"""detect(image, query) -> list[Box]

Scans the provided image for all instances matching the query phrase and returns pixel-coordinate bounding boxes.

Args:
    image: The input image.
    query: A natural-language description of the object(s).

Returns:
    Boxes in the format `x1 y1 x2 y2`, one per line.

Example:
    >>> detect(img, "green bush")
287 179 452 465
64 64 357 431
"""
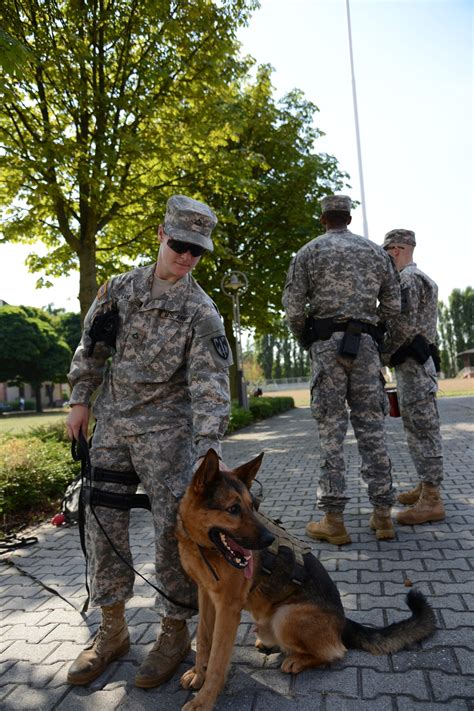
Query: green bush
0 436 79 518
28 419 69 442
227 396 294 433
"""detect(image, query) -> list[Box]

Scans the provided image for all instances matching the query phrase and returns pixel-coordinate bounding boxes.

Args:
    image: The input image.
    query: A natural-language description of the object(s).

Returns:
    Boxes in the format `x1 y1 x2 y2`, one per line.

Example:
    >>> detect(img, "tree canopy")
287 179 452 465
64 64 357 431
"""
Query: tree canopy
0 306 72 410
438 286 474 376
1 1 346 332
1 0 259 318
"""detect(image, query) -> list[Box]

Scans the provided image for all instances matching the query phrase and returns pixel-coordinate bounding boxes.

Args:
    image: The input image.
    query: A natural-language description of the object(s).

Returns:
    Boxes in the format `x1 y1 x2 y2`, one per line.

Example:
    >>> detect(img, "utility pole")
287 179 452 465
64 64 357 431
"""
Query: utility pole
346 0 369 238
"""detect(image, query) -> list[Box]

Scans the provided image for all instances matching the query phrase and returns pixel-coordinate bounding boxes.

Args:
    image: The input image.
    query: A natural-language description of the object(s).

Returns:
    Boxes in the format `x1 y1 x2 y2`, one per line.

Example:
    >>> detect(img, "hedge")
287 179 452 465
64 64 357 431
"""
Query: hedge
1 395 294 528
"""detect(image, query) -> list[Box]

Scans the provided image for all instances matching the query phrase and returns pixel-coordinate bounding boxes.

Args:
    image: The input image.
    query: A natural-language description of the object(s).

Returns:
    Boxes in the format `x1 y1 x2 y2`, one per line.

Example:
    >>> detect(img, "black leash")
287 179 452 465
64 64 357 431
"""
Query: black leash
0 534 38 552
72 432 197 614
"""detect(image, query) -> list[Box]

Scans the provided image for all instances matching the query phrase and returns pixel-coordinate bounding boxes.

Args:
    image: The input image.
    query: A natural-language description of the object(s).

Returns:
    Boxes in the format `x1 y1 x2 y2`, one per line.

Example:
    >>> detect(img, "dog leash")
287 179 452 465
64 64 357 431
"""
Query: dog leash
72 432 198 613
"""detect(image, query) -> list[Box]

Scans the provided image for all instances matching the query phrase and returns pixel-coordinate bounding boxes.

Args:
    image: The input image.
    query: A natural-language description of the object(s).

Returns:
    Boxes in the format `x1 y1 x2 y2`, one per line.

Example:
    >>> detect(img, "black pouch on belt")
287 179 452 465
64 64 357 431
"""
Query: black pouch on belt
338 321 362 359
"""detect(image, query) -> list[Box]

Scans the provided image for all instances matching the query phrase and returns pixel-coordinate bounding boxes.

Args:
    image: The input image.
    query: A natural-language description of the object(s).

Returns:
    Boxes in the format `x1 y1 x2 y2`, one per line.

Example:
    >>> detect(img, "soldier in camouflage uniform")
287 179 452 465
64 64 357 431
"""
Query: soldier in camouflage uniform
381 229 445 525
66 195 232 688
282 194 401 544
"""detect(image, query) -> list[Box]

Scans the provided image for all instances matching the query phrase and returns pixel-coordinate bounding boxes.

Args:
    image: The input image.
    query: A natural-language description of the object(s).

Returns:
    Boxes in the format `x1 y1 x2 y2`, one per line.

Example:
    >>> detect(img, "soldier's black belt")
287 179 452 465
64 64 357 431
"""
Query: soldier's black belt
302 317 384 349
389 334 436 368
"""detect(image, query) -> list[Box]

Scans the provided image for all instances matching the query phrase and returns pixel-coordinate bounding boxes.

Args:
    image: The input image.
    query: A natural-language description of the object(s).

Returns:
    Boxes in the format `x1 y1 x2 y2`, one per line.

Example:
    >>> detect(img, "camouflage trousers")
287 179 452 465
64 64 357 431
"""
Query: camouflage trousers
396 357 443 485
85 420 197 619
310 333 395 512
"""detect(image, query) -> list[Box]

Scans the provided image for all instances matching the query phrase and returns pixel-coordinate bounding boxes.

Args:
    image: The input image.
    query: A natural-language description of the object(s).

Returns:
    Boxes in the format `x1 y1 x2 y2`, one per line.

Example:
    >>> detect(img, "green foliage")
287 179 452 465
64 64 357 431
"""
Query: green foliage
0 0 259 318
255 326 310 380
0 436 79 518
227 395 294 433
1 2 345 327
0 307 72 395
438 287 474 375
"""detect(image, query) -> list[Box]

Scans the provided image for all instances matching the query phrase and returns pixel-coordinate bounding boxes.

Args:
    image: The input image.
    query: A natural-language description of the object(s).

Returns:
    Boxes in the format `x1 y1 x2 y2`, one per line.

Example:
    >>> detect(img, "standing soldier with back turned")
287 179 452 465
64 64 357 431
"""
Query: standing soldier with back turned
283 194 401 544
381 229 445 525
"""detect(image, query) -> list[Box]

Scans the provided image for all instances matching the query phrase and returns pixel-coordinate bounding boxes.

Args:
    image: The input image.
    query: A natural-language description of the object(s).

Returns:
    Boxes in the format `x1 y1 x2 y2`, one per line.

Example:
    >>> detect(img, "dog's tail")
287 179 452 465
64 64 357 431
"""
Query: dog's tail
342 590 436 655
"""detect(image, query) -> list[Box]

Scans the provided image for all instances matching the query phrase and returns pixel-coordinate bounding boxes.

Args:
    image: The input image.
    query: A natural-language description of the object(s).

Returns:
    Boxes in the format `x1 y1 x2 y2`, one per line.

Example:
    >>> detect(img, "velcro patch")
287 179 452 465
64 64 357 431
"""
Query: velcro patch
212 335 230 360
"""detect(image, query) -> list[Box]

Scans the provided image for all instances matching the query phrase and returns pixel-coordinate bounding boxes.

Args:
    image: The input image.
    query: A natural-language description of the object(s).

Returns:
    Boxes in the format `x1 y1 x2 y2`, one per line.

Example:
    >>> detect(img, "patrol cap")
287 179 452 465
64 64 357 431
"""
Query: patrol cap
382 229 416 250
164 195 217 252
320 194 352 214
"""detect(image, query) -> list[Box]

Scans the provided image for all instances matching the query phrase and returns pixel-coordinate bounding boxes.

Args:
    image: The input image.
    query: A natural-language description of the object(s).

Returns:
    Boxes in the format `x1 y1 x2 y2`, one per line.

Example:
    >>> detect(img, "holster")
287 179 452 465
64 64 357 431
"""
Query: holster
338 321 362 359
390 334 431 367
87 307 120 356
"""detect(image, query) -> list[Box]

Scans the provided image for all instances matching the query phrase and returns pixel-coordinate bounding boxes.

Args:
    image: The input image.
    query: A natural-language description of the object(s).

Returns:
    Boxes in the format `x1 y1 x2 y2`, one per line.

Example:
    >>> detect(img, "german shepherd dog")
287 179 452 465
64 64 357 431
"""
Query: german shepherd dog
176 450 436 711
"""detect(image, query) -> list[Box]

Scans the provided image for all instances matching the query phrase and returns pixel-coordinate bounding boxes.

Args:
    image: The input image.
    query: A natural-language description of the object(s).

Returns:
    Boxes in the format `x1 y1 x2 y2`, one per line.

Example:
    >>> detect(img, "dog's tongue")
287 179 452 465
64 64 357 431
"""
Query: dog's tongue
230 539 254 579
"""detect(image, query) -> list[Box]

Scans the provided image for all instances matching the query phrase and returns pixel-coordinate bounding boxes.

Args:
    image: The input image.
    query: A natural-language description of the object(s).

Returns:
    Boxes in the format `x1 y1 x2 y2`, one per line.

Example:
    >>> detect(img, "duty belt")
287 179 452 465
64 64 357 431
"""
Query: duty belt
301 317 384 349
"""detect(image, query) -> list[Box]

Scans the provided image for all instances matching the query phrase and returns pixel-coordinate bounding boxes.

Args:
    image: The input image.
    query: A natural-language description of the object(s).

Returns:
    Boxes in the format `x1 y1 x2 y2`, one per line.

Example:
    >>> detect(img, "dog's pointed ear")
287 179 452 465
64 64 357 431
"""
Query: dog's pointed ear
192 448 221 495
233 452 264 490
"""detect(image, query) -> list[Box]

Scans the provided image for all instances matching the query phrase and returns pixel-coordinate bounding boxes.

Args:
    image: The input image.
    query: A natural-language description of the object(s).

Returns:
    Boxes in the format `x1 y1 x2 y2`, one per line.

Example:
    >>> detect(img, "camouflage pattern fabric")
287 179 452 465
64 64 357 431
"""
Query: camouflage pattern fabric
282 227 400 512
68 264 232 458
383 263 443 485
68 263 232 616
86 423 197 618
310 334 394 511
282 228 401 344
164 194 217 252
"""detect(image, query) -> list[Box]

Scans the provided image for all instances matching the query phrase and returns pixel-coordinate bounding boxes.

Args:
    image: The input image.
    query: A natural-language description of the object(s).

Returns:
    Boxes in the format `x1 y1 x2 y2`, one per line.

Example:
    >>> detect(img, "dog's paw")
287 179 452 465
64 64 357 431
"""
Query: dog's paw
180 667 205 690
281 654 306 674
255 637 280 654
181 696 213 711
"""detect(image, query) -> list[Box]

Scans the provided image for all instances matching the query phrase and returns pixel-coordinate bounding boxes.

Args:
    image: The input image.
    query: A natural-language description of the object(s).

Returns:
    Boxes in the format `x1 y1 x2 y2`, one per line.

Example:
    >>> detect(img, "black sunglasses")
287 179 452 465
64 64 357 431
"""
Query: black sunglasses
167 238 206 258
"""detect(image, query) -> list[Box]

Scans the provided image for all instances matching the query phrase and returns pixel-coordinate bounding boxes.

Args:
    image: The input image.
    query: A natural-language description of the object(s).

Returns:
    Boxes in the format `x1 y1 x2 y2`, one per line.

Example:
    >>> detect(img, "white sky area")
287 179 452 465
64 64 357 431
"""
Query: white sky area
0 0 472 312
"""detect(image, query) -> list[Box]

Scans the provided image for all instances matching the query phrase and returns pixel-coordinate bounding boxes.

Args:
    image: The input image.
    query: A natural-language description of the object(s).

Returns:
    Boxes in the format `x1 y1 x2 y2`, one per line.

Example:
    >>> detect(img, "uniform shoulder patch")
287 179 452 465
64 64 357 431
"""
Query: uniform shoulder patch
96 281 110 301
211 335 230 360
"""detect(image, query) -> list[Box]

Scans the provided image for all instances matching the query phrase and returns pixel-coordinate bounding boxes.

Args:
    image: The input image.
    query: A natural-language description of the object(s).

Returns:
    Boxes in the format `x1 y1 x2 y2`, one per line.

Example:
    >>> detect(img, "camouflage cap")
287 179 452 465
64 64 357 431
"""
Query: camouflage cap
164 195 217 252
382 229 416 250
320 194 352 214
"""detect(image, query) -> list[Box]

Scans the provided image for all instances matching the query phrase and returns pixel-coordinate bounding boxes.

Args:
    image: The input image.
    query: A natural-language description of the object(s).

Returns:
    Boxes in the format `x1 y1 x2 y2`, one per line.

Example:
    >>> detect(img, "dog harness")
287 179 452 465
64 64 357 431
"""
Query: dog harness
254 511 312 586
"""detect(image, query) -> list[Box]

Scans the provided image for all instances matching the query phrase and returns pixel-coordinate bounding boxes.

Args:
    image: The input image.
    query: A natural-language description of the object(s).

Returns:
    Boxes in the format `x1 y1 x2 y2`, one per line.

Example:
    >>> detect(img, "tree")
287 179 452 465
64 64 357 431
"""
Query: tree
0 306 71 411
1 0 257 320
438 287 474 376
193 66 347 332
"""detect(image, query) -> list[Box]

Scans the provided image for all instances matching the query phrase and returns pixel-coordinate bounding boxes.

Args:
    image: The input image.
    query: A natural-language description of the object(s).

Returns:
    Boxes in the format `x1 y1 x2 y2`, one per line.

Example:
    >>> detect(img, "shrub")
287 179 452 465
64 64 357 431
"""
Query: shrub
227 396 294 433
0 436 79 519
28 420 70 443
227 405 254 433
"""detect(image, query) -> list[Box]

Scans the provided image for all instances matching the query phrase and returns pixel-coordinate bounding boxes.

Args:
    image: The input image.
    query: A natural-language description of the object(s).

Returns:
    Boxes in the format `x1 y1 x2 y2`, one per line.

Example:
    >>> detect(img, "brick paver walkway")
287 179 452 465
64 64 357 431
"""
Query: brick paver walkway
1 397 473 710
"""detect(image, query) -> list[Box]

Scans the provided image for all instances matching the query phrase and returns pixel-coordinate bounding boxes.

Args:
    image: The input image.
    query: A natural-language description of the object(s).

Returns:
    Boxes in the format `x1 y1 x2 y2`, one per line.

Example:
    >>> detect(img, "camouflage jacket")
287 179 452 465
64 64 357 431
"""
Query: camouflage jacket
382 262 439 357
68 265 232 457
282 228 401 342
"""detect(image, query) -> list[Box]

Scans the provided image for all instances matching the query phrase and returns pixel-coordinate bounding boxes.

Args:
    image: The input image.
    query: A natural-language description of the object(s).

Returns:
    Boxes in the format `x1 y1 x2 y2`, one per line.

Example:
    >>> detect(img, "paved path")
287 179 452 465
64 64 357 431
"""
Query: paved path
1 398 473 710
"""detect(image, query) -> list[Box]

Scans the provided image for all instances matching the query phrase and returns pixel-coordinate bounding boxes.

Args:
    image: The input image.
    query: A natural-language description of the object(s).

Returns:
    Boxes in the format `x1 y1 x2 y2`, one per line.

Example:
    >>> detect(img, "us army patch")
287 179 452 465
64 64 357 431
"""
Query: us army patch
212 335 230 360
97 281 110 301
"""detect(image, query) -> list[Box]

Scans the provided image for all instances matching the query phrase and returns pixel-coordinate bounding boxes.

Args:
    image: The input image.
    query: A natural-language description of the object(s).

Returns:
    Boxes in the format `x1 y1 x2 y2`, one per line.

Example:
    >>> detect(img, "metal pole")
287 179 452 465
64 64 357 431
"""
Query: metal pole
346 0 369 238
234 292 248 410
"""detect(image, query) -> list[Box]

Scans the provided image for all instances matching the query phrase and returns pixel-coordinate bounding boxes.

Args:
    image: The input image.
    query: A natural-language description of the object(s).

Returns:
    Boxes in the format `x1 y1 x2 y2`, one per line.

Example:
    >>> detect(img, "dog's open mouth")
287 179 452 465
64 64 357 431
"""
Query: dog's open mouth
209 529 254 577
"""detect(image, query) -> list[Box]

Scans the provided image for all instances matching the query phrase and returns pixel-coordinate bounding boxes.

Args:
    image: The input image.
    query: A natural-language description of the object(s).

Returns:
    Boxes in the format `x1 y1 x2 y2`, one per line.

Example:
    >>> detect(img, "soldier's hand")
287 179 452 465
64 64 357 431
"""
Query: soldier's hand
66 404 90 441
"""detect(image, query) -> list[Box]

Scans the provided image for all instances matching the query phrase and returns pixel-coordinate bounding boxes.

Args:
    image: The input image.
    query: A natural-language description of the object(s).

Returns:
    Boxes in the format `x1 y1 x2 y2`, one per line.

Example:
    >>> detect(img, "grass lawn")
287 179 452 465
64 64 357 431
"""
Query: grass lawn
0 410 67 436
263 377 474 408
1 378 472 435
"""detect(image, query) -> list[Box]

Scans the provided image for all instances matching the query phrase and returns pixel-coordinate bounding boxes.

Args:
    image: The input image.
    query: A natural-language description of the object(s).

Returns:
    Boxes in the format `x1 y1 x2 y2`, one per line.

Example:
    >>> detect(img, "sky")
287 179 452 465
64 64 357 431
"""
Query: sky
0 0 472 311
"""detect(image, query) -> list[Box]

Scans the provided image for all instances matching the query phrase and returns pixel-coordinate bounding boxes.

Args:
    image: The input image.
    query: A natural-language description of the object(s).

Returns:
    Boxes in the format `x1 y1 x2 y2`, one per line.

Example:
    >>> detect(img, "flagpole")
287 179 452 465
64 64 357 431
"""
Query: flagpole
346 0 369 238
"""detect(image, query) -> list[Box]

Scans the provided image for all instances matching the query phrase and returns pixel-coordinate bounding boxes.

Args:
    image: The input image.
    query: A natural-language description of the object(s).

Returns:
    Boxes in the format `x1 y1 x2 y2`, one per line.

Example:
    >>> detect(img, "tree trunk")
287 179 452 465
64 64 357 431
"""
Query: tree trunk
78 242 98 324
33 383 43 413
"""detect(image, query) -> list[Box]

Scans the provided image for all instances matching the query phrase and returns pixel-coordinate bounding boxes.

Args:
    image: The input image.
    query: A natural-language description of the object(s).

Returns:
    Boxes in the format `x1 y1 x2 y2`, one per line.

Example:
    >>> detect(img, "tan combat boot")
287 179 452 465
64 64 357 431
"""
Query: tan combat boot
306 512 352 545
67 601 130 685
397 482 422 506
135 617 191 688
369 507 395 540
396 483 445 525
